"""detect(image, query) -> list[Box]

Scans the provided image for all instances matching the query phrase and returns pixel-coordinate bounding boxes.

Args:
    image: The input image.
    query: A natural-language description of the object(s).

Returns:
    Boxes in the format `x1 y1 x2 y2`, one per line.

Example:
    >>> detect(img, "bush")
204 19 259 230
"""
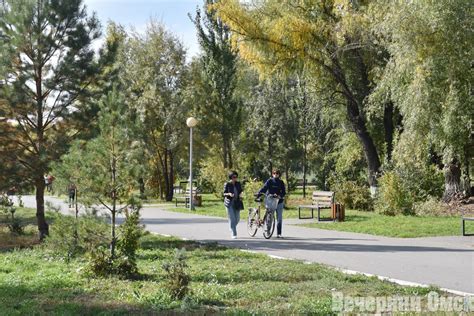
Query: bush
85 245 139 279
396 164 444 201
413 197 447 216
7 218 24 235
199 155 228 197
376 171 414 216
242 178 262 206
162 248 190 300
330 178 374 211
44 214 109 260
117 211 145 260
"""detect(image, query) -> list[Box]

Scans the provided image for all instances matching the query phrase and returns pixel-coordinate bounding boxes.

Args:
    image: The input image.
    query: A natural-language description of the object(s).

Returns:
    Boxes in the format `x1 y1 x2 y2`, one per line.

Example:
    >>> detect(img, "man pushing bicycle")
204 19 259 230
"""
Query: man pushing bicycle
257 169 286 238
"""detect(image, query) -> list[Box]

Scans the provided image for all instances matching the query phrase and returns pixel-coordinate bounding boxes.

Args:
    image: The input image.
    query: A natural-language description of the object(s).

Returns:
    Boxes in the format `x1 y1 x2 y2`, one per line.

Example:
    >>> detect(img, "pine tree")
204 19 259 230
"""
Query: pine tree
0 0 100 239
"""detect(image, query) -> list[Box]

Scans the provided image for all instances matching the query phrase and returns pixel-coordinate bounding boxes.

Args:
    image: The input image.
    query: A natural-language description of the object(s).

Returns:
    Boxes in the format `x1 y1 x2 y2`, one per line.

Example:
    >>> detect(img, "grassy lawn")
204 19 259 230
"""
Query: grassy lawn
300 210 467 238
0 212 446 315
163 194 467 238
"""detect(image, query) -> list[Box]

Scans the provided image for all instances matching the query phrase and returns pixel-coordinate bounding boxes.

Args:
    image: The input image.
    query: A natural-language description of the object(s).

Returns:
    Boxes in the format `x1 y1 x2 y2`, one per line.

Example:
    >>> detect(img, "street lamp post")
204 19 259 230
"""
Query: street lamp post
186 117 198 210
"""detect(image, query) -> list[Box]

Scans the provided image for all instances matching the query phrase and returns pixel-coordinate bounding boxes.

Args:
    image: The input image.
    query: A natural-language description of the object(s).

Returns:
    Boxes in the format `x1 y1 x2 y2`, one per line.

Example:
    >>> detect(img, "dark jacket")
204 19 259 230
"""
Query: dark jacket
223 181 243 208
258 177 286 204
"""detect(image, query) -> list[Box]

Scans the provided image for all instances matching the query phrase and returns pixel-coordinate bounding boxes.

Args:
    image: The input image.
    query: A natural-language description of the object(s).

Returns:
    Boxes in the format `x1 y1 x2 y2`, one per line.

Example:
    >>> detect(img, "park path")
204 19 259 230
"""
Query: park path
18 195 474 294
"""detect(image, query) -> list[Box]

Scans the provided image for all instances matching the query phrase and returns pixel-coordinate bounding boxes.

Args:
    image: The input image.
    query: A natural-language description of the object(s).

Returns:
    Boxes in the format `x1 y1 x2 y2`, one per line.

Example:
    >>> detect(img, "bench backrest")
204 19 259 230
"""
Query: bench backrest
312 191 334 207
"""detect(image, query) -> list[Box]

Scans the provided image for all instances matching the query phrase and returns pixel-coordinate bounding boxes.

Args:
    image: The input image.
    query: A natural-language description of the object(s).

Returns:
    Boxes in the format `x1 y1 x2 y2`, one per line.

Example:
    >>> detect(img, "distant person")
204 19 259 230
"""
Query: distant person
223 171 244 239
68 183 77 208
258 169 286 238
45 175 55 192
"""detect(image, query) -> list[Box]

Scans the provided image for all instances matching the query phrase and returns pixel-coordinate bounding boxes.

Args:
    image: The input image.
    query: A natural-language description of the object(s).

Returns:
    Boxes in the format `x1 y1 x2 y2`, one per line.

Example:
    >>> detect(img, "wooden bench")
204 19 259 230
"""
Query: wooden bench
461 214 474 236
175 188 201 208
298 191 335 221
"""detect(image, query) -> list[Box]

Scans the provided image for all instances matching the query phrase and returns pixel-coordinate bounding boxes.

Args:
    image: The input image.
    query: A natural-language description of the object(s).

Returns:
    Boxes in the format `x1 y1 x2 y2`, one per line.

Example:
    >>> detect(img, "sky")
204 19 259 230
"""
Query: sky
83 0 202 58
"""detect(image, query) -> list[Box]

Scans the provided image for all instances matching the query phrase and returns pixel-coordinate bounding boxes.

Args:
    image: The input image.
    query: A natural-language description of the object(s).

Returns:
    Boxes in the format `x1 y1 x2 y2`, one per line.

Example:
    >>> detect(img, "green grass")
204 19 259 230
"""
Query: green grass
300 210 467 238
163 194 467 238
0 232 444 315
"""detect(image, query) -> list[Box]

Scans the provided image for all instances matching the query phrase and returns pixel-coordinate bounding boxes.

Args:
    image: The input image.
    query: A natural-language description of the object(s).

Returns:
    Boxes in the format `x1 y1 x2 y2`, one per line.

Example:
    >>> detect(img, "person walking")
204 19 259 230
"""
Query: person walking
68 183 77 208
258 169 286 238
223 171 244 239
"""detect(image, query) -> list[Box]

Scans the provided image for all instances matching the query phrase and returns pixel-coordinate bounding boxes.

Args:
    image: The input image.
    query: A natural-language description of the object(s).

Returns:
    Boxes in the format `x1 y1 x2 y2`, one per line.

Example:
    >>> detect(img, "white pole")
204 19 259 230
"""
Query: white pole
189 126 194 210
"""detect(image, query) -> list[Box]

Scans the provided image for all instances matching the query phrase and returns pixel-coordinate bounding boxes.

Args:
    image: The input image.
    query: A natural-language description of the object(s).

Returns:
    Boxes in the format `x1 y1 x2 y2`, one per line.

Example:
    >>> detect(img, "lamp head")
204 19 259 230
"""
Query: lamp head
186 117 198 128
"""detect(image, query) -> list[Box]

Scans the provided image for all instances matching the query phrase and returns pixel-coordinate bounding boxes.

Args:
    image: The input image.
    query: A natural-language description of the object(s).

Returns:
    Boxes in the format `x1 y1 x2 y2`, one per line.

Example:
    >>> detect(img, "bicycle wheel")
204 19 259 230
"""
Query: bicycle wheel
263 210 275 239
247 208 259 237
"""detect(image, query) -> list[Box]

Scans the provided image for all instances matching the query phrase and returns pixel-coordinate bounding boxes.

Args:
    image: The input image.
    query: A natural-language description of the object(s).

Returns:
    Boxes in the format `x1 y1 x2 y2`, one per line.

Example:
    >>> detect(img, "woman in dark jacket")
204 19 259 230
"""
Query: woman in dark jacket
223 171 243 239
258 169 286 238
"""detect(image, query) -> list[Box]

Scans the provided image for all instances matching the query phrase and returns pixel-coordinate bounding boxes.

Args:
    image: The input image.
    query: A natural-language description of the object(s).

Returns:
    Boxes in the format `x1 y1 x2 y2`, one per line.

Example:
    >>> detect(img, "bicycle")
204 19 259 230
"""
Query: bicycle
247 194 280 239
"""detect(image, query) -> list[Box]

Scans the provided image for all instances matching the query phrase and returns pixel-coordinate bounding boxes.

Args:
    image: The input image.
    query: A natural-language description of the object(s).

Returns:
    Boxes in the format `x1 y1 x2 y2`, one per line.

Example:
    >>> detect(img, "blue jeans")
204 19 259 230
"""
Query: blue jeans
276 202 284 235
226 204 240 236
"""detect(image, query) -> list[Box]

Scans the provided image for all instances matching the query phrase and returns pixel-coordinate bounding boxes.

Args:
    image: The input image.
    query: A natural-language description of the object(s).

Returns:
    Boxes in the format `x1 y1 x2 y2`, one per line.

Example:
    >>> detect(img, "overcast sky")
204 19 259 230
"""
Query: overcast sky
83 0 202 58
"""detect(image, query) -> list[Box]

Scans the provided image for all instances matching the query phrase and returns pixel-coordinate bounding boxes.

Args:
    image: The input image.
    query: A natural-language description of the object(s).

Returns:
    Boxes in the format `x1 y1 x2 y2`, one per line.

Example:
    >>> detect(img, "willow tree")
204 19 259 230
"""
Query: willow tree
213 0 395 191
372 0 473 201
0 0 100 239
190 0 241 169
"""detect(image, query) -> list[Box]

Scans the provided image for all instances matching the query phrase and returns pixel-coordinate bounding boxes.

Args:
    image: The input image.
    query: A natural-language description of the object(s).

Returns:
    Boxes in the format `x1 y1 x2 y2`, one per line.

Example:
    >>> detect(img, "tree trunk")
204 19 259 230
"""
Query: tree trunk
227 139 233 169
329 53 381 191
463 147 471 197
302 135 307 198
268 137 273 177
35 175 49 240
383 101 394 163
443 160 462 202
222 131 230 169
165 149 174 201
346 100 381 190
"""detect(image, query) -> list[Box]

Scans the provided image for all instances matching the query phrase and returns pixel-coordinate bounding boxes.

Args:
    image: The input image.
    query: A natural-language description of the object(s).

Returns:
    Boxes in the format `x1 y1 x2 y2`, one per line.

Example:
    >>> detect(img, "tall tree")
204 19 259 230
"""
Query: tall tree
372 0 473 201
121 21 188 201
0 0 100 239
190 0 241 169
213 0 394 190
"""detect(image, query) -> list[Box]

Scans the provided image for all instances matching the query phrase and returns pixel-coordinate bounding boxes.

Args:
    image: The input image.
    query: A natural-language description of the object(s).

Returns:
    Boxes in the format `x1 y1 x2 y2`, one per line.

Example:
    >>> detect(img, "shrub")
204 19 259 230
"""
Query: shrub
199 155 228 197
413 197 447 216
242 178 263 206
44 214 109 260
162 248 190 300
117 211 145 261
85 246 139 279
7 218 24 235
375 171 414 216
330 178 374 211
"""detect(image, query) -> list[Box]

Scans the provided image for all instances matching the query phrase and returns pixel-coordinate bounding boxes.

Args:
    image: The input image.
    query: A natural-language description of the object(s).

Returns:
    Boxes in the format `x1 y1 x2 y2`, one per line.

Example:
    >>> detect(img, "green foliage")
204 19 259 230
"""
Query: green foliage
190 0 241 168
121 20 188 201
44 214 109 260
243 178 263 205
117 211 145 261
7 217 24 235
413 197 448 217
85 246 138 279
330 178 374 212
199 155 228 197
162 248 191 300
0 0 101 237
376 171 414 216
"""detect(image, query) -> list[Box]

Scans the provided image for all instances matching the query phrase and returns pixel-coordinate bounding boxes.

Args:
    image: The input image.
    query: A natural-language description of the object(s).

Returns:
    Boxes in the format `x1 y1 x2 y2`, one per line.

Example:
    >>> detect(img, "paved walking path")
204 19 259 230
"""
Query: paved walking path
18 195 474 294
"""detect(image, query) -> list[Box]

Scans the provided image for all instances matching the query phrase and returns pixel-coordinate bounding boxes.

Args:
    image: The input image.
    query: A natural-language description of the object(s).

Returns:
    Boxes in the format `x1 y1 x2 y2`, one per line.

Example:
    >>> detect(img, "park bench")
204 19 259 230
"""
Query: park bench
461 212 474 236
175 188 201 208
298 191 336 221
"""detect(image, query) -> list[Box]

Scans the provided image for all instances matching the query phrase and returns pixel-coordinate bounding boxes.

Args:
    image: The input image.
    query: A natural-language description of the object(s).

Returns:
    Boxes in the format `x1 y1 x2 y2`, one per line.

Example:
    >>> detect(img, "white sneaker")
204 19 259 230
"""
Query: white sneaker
277 235 283 239
231 235 237 239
